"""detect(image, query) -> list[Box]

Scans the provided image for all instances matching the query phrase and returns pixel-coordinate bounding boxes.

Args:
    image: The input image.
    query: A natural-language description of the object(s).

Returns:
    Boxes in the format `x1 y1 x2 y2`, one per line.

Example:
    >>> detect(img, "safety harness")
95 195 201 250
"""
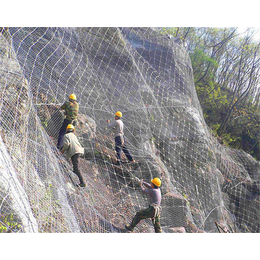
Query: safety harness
150 203 162 224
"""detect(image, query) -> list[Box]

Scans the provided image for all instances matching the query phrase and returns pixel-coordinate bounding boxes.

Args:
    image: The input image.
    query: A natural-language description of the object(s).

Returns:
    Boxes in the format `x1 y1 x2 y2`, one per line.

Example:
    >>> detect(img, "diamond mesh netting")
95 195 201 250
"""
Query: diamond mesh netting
0 27 259 233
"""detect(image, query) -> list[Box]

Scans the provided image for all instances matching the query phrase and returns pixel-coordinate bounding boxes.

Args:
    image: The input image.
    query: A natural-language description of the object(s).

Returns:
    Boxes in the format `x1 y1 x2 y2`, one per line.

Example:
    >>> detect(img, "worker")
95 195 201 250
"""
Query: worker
57 94 79 149
61 124 86 187
107 111 135 165
125 177 162 233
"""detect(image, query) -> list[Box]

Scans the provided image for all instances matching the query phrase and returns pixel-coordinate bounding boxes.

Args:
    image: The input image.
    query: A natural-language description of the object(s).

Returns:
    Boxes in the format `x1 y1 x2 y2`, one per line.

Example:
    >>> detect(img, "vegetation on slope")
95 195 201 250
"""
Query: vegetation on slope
162 27 260 160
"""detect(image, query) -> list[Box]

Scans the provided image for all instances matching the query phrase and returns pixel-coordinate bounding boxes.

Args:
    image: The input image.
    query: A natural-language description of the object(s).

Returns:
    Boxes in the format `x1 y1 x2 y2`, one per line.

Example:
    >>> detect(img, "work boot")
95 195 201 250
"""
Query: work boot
76 183 86 187
125 225 133 231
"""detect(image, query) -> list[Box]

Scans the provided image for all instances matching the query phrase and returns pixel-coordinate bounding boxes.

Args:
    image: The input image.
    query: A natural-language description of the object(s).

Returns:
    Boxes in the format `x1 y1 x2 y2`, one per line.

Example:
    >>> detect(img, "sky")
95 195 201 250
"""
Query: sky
237 27 260 42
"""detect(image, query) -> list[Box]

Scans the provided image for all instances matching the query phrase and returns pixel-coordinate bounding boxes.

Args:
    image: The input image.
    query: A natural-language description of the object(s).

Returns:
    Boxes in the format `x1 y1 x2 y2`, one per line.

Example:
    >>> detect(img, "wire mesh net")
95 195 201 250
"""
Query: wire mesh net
0 27 259 233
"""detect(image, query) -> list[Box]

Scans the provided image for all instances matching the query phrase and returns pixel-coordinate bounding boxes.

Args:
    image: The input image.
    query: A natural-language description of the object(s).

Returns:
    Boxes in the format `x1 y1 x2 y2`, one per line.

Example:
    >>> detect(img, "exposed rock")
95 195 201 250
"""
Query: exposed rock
168 227 186 233
161 192 189 228
0 27 259 233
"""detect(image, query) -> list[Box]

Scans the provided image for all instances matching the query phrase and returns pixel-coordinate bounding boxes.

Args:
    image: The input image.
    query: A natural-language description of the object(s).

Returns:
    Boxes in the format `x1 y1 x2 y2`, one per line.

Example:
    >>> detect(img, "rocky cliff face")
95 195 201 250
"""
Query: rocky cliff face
0 27 259 233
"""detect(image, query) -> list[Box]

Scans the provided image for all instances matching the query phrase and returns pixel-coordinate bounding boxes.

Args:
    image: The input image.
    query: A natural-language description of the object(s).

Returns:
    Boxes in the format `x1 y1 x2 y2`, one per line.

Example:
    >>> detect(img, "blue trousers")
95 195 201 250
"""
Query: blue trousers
115 136 133 162
57 119 71 149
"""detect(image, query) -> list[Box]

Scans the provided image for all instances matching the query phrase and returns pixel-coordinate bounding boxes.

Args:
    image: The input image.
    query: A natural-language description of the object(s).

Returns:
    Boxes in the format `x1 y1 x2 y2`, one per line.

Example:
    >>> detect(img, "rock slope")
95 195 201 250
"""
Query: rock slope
0 27 259 233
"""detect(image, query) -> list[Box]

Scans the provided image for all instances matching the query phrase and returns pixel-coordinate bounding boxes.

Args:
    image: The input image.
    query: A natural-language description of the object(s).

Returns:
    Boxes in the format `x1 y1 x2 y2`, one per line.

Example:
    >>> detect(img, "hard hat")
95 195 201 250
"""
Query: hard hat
69 94 76 100
151 177 161 187
66 124 75 131
115 111 122 118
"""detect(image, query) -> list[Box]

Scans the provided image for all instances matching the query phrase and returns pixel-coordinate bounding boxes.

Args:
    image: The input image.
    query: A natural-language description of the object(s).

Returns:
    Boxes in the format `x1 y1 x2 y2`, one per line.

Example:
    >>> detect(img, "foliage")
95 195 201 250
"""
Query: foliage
163 27 260 160
0 213 22 233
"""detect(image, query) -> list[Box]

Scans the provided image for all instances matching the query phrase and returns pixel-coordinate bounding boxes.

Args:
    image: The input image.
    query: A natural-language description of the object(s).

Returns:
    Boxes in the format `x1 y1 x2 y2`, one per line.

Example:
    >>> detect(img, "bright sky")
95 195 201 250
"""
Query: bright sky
237 27 260 42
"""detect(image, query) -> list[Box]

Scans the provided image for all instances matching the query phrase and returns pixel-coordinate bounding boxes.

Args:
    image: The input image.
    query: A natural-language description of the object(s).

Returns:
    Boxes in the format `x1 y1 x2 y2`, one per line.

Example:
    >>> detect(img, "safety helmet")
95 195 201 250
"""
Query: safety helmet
151 177 161 187
66 124 75 131
115 111 122 118
69 94 76 100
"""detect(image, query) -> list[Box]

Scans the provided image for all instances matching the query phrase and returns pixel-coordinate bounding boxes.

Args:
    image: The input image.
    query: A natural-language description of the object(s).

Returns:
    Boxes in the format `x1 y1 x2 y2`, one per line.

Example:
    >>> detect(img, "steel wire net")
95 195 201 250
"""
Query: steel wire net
0 27 259 233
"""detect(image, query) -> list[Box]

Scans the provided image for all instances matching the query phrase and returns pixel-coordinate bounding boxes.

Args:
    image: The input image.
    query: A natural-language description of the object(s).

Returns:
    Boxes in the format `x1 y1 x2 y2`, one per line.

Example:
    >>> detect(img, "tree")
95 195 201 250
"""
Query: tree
161 27 260 159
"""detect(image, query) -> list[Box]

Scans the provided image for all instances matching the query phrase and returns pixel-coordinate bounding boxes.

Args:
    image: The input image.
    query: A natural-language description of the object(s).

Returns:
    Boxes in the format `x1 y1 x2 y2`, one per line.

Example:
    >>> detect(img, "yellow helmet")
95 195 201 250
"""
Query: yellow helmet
69 94 76 100
151 177 161 187
66 124 75 131
115 111 122 118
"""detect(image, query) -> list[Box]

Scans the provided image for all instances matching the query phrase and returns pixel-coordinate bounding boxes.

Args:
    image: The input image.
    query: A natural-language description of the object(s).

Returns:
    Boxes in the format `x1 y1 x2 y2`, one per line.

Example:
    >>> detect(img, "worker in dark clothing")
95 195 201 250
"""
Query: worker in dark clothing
125 177 162 233
107 111 135 165
57 94 79 149
61 124 86 187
